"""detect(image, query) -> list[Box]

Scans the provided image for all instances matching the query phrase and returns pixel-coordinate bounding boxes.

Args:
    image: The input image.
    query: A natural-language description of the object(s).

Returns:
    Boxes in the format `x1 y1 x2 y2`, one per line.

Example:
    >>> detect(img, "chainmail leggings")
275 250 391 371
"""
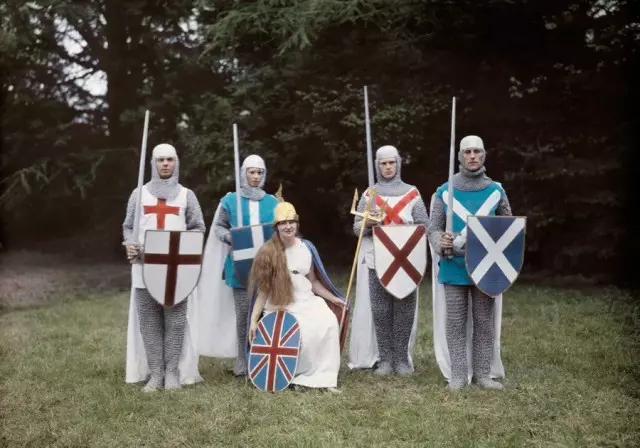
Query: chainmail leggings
233 287 251 372
368 269 416 366
135 288 187 377
444 285 494 383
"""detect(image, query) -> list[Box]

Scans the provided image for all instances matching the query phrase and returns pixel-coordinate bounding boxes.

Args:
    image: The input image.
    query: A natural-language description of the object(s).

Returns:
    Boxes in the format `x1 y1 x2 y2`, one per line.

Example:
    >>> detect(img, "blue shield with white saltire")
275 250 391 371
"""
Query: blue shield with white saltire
465 216 527 297
230 223 274 287
249 310 301 393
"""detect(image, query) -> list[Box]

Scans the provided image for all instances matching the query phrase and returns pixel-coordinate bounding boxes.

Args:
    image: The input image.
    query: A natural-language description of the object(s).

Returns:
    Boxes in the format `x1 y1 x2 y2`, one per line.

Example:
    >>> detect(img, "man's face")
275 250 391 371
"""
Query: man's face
156 157 176 179
246 168 263 187
462 148 484 171
378 158 397 180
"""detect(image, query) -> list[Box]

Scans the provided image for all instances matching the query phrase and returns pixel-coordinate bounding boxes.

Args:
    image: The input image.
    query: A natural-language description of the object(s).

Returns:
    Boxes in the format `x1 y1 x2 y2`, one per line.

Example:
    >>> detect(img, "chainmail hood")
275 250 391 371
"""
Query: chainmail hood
147 143 181 200
453 135 492 191
373 145 412 196
239 154 266 200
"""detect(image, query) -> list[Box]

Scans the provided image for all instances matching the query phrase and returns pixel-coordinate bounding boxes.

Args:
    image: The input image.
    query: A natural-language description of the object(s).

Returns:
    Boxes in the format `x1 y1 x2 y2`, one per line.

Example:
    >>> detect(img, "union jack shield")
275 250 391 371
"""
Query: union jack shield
373 224 428 299
465 216 527 297
230 223 274 287
248 311 301 392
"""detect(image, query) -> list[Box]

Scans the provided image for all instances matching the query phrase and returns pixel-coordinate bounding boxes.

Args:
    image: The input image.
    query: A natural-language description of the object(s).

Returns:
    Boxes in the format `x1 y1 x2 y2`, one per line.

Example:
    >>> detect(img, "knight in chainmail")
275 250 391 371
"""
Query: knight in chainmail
352 145 430 375
122 143 205 392
211 155 279 376
428 135 512 390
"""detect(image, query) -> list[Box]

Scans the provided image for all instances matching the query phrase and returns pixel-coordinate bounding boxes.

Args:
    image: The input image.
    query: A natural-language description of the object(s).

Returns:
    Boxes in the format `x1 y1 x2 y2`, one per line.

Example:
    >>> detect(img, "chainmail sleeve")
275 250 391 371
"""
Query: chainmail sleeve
122 190 137 242
427 194 446 255
213 202 232 244
352 194 373 237
411 196 430 227
185 189 206 232
495 190 513 216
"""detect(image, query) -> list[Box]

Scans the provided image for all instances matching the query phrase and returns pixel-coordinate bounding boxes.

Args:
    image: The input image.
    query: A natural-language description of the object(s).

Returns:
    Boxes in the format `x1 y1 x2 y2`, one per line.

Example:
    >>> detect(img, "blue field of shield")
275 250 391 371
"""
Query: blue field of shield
465 216 526 297
230 224 274 287
248 311 301 393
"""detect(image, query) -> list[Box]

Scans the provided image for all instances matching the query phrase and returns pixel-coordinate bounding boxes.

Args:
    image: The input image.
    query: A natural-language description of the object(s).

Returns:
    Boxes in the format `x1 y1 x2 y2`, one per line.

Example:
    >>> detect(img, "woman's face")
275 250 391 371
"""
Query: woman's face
277 220 298 242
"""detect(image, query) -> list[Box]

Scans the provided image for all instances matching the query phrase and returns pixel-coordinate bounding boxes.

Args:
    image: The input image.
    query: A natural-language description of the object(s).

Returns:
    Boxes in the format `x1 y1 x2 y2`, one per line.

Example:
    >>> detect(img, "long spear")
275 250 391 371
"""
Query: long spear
364 86 374 188
444 97 456 258
124 110 150 260
233 123 243 227
132 110 150 244
337 88 379 348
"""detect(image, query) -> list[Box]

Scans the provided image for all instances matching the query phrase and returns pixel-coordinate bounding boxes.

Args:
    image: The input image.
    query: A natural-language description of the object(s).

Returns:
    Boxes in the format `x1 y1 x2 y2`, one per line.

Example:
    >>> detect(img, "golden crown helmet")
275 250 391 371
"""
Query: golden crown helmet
273 182 298 224
274 201 299 225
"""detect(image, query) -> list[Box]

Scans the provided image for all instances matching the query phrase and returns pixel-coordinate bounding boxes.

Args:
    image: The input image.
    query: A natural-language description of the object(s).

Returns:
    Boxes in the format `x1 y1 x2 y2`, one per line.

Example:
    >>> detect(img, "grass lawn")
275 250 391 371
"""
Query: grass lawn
1 277 638 447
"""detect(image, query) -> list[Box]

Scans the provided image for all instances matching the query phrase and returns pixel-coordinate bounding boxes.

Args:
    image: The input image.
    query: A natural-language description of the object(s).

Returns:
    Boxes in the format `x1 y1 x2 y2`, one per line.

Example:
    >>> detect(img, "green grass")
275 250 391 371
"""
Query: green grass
1 282 639 447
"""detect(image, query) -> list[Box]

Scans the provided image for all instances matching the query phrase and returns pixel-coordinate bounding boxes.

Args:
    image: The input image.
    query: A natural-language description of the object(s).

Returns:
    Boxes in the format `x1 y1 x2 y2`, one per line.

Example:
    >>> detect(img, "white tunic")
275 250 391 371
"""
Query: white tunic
131 185 188 288
265 239 340 388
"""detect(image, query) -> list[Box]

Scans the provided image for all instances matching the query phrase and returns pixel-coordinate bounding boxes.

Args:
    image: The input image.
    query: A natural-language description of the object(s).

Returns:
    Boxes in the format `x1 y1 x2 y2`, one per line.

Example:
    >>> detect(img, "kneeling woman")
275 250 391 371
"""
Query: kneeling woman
248 201 346 393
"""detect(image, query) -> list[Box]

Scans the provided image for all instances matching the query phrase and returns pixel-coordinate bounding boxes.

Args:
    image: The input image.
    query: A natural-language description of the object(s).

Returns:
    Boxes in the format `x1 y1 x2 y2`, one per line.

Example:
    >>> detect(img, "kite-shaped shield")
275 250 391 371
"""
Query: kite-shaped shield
373 224 427 299
465 216 526 297
142 230 204 307
248 310 301 393
230 223 274 287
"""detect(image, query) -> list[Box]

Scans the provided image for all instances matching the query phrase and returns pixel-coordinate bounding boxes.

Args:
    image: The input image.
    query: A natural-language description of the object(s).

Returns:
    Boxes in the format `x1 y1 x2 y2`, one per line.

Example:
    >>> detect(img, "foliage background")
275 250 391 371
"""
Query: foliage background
1 0 637 286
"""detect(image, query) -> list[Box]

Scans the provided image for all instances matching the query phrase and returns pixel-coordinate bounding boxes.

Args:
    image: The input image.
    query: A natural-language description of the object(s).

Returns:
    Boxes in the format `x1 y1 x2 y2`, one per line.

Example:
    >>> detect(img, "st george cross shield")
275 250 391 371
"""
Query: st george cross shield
142 230 204 307
372 224 428 299
230 224 274 287
248 311 301 393
465 216 526 297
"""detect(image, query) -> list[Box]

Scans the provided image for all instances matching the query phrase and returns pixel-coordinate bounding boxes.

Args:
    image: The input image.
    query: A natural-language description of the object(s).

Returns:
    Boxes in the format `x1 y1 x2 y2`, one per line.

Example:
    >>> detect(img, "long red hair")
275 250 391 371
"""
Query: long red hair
248 229 294 307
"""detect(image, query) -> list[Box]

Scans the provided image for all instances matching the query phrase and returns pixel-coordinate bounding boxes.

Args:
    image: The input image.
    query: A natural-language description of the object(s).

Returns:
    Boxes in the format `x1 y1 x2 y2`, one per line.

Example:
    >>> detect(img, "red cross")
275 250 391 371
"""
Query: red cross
250 312 299 391
144 232 201 306
374 225 426 287
144 199 180 230
373 188 419 224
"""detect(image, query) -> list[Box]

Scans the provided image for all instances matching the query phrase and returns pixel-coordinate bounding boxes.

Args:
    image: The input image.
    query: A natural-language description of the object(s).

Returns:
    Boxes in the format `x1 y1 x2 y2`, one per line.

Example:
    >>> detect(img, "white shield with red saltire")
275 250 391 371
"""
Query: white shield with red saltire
142 230 204 307
248 310 301 393
372 224 427 299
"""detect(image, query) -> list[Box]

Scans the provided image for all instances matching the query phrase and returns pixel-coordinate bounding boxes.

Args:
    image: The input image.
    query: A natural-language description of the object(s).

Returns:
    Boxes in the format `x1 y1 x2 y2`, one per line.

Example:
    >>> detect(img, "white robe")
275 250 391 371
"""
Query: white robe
347 237 420 370
264 239 340 388
125 270 203 385
428 194 505 382
193 203 237 358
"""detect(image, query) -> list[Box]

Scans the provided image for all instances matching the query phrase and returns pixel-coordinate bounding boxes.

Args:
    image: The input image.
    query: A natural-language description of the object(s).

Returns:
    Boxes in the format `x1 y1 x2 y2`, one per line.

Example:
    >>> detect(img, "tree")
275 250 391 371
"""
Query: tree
1 0 232 251
197 0 637 279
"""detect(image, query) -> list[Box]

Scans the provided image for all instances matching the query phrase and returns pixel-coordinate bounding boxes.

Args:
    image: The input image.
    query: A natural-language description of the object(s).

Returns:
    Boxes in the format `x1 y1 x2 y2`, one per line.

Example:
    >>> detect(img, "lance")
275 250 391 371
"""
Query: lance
444 97 456 258
233 123 243 227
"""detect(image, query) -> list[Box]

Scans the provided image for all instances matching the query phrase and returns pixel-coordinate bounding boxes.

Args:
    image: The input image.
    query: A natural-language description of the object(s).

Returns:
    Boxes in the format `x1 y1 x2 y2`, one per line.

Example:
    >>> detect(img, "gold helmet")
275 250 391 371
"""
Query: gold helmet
274 201 298 224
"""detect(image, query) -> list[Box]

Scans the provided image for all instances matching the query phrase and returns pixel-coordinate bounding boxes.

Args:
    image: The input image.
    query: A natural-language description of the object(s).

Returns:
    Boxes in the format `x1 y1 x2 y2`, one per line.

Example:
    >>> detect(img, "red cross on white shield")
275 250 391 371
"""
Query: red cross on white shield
142 230 204 306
